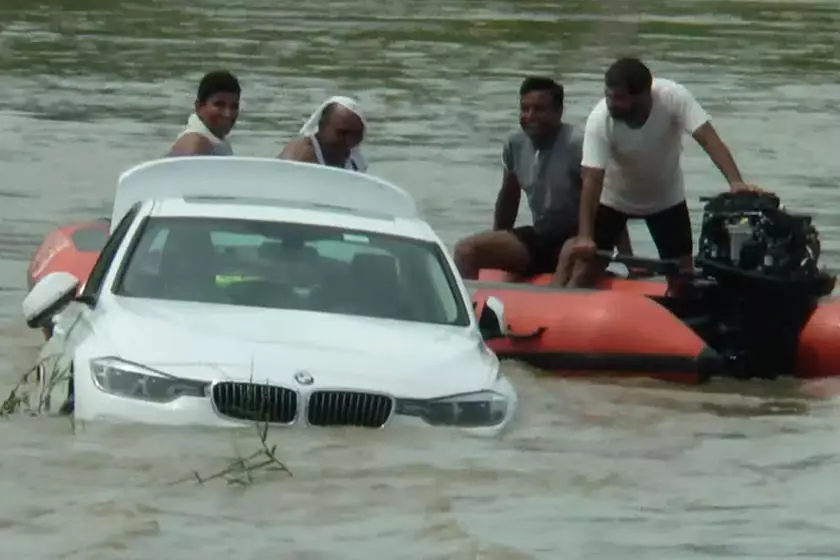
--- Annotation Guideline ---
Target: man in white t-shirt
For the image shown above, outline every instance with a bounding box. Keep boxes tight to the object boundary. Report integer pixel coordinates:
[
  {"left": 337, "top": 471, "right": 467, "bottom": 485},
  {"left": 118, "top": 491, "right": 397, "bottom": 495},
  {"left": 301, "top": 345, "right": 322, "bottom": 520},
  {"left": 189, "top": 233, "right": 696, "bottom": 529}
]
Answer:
[{"left": 566, "top": 57, "right": 759, "bottom": 292}]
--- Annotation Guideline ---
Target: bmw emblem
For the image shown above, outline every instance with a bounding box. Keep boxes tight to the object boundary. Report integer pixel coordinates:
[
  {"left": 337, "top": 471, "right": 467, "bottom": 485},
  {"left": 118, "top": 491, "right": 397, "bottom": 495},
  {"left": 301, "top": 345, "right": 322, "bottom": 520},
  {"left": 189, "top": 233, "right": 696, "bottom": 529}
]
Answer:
[{"left": 294, "top": 371, "right": 314, "bottom": 385}]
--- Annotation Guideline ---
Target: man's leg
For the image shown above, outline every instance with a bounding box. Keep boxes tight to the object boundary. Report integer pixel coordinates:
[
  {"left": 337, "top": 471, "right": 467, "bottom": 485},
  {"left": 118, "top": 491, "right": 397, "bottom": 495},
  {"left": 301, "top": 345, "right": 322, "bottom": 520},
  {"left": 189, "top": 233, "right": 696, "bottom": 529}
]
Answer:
[
  {"left": 567, "top": 204, "right": 629, "bottom": 287},
  {"left": 644, "top": 200, "right": 694, "bottom": 295},
  {"left": 453, "top": 227, "right": 535, "bottom": 280},
  {"left": 512, "top": 228, "right": 576, "bottom": 286}
]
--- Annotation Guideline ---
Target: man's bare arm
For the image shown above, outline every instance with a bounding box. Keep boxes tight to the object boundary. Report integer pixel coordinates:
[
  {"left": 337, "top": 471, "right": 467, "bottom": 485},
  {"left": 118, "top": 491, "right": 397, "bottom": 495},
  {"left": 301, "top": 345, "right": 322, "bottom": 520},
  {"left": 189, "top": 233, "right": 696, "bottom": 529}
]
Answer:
[
  {"left": 278, "top": 138, "right": 318, "bottom": 163},
  {"left": 167, "top": 133, "right": 215, "bottom": 157},
  {"left": 493, "top": 172, "right": 521, "bottom": 230},
  {"left": 578, "top": 167, "right": 605, "bottom": 239},
  {"left": 692, "top": 122, "right": 745, "bottom": 187}
]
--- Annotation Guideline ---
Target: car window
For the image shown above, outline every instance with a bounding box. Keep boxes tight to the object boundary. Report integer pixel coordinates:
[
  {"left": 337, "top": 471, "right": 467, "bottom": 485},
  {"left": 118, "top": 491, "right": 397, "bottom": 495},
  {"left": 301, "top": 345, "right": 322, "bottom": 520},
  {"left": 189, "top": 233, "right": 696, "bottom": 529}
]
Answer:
[
  {"left": 79, "top": 203, "right": 140, "bottom": 301},
  {"left": 113, "top": 217, "right": 468, "bottom": 327},
  {"left": 204, "top": 233, "right": 390, "bottom": 263},
  {"left": 308, "top": 238, "right": 391, "bottom": 262},
  {"left": 210, "top": 231, "right": 265, "bottom": 249}
]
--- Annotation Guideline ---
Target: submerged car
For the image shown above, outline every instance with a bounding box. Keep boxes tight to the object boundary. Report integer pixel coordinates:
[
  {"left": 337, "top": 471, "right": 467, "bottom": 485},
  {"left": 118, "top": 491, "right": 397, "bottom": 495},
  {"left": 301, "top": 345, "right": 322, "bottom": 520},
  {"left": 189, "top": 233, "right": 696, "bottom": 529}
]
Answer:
[{"left": 22, "top": 156, "right": 517, "bottom": 435}]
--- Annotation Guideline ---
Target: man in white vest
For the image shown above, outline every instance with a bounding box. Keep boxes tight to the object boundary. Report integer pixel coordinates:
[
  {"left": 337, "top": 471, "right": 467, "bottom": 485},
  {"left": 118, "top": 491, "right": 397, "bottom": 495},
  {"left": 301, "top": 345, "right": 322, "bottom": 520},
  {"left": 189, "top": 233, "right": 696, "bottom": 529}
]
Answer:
[
  {"left": 279, "top": 96, "right": 368, "bottom": 172},
  {"left": 168, "top": 70, "right": 240, "bottom": 156}
]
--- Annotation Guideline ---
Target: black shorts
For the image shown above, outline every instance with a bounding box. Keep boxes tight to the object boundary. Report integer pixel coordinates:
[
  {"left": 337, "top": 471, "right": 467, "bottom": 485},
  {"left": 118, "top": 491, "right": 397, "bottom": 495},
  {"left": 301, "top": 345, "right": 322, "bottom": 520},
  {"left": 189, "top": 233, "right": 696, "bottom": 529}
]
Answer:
[
  {"left": 594, "top": 200, "right": 693, "bottom": 260},
  {"left": 509, "top": 225, "right": 574, "bottom": 275}
]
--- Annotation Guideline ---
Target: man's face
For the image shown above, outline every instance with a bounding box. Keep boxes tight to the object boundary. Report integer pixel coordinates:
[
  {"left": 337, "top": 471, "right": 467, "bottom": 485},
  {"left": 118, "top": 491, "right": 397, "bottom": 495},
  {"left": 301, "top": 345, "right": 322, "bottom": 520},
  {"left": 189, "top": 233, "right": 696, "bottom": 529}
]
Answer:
[
  {"left": 519, "top": 90, "right": 561, "bottom": 141},
  {"left": 605, "top": 85, "right": 646, "bottom": 122},
  {"left": 195, "top": 91, "right": 240, "bottom": 138},
  {"left": 321, "top": 107, "right": 365, "bottom": 159}
]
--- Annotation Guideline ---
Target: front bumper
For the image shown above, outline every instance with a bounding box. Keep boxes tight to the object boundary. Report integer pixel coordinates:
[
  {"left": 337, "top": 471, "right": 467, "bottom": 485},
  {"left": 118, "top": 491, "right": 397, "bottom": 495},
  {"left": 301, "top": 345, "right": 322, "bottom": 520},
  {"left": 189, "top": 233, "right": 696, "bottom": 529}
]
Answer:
[{"left": 73, "top": 361, "right": 518, "bottom": 437}]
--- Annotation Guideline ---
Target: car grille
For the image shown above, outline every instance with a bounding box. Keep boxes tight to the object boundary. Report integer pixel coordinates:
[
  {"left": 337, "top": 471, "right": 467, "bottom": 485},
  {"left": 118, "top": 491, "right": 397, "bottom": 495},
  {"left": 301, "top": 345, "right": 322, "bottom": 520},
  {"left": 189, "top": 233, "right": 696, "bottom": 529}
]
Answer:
[
  {"left": 211, "top": 381, "right": 298, "bottom": 424},
  {"left": 306, "top": 390, "right": 393, "bottom": 428}
]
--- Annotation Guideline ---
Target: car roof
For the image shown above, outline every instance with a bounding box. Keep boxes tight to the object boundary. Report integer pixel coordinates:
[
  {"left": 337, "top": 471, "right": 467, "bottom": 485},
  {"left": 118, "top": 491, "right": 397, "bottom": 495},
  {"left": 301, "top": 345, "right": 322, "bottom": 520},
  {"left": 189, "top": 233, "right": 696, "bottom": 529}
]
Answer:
[
  {"left": 145, "top": 195, "right": 439, "bottom": 241},
  {"left": 112, "top": 156, "right": 421, "bottom": 229}
]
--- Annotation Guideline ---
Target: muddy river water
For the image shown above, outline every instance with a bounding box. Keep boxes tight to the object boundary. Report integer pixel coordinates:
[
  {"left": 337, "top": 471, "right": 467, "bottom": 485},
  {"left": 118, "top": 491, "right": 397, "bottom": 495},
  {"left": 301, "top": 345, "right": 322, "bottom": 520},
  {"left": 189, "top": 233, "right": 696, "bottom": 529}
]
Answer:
[{"left": 1, "top": 0, "right": 840, "bottom": 557}]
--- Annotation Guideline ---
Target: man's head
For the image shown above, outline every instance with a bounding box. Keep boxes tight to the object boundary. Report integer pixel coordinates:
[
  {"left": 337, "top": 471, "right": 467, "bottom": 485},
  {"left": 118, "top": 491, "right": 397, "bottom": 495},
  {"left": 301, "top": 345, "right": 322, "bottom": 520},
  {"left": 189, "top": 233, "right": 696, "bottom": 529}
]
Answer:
[
  {"left": 604, "top": 58, "right": 653, "bottom": 123},
  {"left": 194, "top": 70, "right": 241, "bottom": 139},
  {"left": 316, "top": 101, "right": 366, "bottom": 160},
  {"left": 518, "top": 76, "right": 564, "bottom": 143}
]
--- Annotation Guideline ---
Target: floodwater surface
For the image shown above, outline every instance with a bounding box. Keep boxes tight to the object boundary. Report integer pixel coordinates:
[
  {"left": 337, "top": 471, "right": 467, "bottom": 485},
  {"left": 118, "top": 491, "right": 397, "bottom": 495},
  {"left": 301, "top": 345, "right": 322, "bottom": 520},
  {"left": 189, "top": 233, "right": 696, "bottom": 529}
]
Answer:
[{"left": 1, "top": 0, "right": 839, "bottom": 557}]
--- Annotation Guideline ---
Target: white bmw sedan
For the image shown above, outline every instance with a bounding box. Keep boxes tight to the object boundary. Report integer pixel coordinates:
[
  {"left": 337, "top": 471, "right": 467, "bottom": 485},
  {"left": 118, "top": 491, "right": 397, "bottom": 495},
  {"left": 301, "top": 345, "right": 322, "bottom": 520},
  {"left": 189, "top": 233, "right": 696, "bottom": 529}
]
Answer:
[{"left": 22, "top": 157, "right": 517, "bottom": 436}]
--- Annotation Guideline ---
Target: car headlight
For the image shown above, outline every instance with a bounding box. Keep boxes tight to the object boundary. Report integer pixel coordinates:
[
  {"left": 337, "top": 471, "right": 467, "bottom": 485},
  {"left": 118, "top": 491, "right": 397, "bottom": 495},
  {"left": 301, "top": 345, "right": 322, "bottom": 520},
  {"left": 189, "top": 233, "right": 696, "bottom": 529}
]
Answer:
[
  {"left": 89, "top": 357, "right": 209, "bottom": 403},
  {"left": 396, "top": 390, "right": 509, "bottom": 428}
]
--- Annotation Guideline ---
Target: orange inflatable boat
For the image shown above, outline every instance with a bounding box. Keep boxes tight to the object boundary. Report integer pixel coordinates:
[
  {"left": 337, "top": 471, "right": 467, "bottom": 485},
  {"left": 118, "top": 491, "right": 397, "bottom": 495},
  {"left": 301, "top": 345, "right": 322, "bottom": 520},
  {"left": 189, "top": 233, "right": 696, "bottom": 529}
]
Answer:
[
  {"left": 27, "top": 219, "right": 110, "bottom": 291},
  {"left": 469, "top": 192, "right": 840, "bottom": 384},
  {"left": 23, "top": 192, "right": 840, "bottom": 385}
]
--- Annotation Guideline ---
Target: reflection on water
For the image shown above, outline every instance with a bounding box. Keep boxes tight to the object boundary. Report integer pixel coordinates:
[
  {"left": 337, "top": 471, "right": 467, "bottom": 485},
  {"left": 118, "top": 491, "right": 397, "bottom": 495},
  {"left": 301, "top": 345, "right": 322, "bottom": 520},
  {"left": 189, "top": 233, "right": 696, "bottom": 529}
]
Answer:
[{"left": 0, "top": 0, "right": 840, "bottom": 557}]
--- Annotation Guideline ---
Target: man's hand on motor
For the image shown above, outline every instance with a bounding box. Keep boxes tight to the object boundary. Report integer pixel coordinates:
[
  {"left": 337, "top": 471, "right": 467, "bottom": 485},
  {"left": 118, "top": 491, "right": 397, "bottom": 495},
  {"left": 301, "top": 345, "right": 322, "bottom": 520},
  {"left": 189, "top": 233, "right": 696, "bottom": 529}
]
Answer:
[{"left": 730, "top": 181, "right": 771, "bottom": 194}]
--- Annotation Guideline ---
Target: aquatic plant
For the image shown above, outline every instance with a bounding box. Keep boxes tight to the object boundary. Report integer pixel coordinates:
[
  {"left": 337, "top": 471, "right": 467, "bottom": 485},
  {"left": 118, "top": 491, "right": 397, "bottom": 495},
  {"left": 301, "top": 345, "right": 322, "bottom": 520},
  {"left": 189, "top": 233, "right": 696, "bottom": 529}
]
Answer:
[
  {"left": 0, "top": 363, "right": 293, "bottom": 486},
  {"left": 169, "top": 413, "right": 293, "bottom": 487},
  {"left": 0, "top": 354, "right": 71, "bottom": 418}
]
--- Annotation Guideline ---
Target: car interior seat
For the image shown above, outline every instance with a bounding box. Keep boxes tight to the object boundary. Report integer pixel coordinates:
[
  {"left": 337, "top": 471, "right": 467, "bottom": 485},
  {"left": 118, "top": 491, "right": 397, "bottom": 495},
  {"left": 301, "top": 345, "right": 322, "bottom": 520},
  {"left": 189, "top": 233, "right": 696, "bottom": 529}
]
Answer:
[
  {"left": 158, "top": 227, "right": 221, "bottom": 302},
  {"left": 258, "top": 239, "right": 319, "bottom": 263},
  {"left": 347, "top": 252, "right": 409, "bottom": 320}
]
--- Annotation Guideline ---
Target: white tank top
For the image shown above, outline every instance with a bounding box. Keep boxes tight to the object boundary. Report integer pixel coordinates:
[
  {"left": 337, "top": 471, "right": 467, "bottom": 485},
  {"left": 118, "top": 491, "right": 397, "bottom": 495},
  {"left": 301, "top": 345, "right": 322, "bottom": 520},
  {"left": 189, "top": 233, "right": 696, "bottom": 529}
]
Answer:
[
  {"left": 309, "top": 135, "right": 363, "bottom": 171},
  {"left": 177, "top": 114, "right": 233, "bottom": 156}
]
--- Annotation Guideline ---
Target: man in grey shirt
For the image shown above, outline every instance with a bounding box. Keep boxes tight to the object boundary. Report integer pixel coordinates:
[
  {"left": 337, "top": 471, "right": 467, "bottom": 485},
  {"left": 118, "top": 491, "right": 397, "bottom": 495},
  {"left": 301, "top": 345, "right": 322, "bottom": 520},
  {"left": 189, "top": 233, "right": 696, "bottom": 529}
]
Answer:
[{"left": 454, "top": 76, "right": 631, "bottom": 283}]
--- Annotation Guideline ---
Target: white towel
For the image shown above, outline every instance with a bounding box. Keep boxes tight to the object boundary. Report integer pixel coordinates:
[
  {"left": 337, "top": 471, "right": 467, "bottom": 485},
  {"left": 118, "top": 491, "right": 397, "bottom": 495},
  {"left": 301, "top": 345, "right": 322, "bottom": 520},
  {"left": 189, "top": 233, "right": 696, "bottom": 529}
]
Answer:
[
  {"left": 177, "top": 113, "right": 233, "bottom": 156},
  {"left": 299, "top": 95, "right": 367, "bottom": 172}
]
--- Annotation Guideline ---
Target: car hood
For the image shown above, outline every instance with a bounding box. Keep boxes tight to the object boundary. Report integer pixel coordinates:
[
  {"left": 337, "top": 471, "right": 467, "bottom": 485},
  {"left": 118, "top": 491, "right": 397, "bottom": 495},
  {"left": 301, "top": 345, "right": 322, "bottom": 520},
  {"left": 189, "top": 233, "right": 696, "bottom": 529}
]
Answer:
[{"left": 92, "top": 298, "right": 498, "bottom": 398}]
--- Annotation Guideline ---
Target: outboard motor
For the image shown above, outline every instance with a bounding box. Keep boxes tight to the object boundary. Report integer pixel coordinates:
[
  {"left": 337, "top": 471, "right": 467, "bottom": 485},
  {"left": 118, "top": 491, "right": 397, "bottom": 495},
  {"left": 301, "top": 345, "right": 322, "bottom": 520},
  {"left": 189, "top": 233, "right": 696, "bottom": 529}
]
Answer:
[{"left": 695, "top": 191, "right": 836, "bottom": 379}]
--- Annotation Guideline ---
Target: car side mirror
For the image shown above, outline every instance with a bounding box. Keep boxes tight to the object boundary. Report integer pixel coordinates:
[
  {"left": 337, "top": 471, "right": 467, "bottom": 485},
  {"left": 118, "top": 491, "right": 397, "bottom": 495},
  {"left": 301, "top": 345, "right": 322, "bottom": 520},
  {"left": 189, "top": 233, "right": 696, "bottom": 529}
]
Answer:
[
  {"left": 477, "top": 295, "right": 507, "bottom": 341},
  {"left": 22, "top": 271, "right": 80, "bottom": 329}
]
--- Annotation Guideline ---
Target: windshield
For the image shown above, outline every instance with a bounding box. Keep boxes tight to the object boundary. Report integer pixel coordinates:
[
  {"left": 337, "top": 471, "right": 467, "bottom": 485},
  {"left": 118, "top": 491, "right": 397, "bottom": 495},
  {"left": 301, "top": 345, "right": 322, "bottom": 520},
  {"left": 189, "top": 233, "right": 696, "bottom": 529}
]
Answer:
[{"left": 113, "top": 217, "right": 469, "bottom": 327}]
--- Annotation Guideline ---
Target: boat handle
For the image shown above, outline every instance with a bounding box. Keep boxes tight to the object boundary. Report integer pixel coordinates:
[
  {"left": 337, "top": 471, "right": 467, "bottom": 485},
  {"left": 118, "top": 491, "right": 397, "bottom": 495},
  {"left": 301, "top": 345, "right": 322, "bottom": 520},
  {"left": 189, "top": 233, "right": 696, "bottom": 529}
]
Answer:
[{"left": 506, "top": 326, "right": 546, "bottom": 341}]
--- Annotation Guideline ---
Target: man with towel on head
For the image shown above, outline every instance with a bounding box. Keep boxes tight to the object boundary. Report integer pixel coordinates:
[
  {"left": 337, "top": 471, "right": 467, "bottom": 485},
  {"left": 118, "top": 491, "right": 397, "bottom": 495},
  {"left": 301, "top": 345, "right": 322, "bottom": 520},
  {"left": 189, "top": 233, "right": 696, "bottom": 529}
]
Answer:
[
  {"left": 168, "top": 70, "right": 241, "bottom": 157},
  {"left": 279, "top": 95, "right": 368, "bottom": 172}
]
